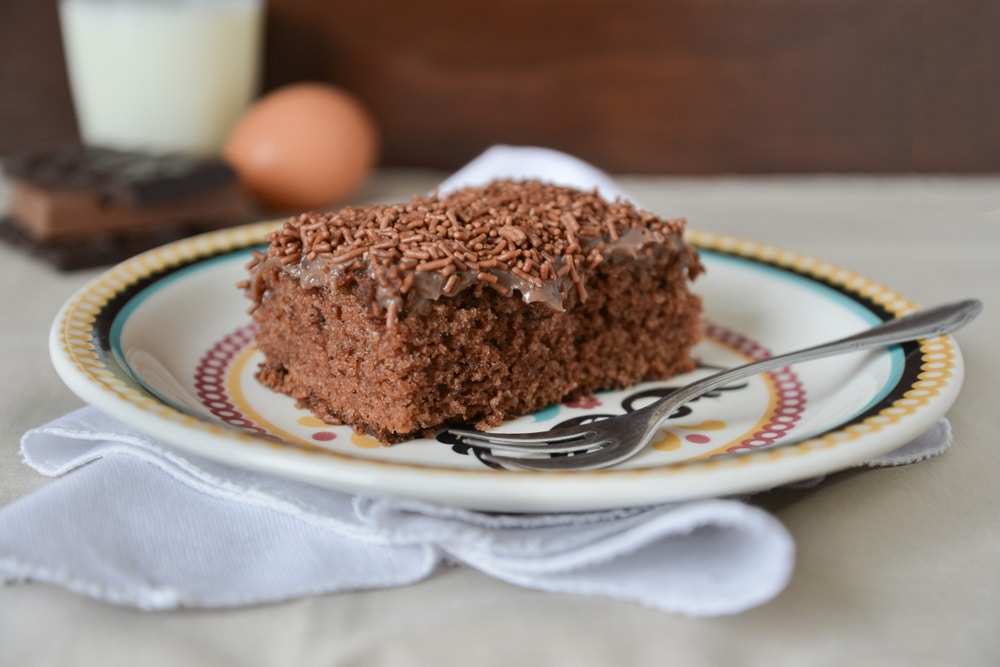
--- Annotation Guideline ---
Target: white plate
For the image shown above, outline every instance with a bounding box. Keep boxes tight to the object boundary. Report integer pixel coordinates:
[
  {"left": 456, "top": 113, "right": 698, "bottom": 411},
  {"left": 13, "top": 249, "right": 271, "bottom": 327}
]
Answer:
[{"left": 50, "top": 223, "right": 966, "bottom": 512}]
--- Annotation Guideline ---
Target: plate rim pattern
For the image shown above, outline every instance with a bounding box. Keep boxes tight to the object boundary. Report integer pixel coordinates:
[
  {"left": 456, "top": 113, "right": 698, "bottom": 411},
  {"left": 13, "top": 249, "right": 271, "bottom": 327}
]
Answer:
[{"left": 49, "top": 223, "right": 962, "bottom": 484}]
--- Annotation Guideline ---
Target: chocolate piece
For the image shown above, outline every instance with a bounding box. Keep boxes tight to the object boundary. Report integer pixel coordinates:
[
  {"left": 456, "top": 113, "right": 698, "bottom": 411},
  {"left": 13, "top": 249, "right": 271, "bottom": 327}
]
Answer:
[
  {"left": 1, "top": 144, "right": 250, "bottom": 243},
  {"left": 2, "top": 145, "right": 237, "bottom": 206},
  {"left": 0, "top": 217, "right": 203, "bottom": 270},
  {"left": 245, "top": 180, "right": 704, "bottom": 444},
  {"left": 8, "top": 180, "right": 249, "bottom": 242}
]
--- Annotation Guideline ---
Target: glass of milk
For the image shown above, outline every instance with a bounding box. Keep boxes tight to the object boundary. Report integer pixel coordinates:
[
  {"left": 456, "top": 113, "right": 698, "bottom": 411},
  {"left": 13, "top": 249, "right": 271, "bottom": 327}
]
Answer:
[{"left": 59, "top": 0, "right": 264, "bottom": 156}]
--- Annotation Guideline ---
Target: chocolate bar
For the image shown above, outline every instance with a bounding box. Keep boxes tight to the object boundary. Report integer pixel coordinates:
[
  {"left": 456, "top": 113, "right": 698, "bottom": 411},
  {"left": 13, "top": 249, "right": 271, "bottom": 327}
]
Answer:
[
  {"left": 2, "top": 145, "right": 237, "bottom": 207},
  {"left": 0, "top": 217, "right": 207, "bottom": 271},
  {"left": 1, "top": 145, "right": 251, "bottom": 256}
]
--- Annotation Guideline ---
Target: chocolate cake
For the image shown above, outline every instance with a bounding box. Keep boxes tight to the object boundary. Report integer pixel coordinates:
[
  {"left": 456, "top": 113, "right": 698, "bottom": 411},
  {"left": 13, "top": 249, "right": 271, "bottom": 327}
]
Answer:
[{"left": 242, "top": 180, "right": 704, "bottom": 443}]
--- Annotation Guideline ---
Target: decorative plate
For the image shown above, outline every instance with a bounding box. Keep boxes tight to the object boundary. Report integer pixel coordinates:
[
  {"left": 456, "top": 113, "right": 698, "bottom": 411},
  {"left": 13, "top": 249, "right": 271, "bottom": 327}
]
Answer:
[{"left": 49, "top": 223, "right": 965, "bottom": 512}]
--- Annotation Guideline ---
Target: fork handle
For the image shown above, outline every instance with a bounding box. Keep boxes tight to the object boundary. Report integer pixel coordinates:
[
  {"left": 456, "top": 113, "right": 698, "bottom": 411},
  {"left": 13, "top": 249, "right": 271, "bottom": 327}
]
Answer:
[{"left": 644, "top": 298, "right": 982, "bottom": 425}]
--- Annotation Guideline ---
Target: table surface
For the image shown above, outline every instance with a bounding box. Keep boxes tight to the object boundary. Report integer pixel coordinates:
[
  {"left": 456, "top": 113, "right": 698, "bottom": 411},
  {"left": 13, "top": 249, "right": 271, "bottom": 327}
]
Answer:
[{"left": 1, "top": 170, "right": 998, "bottom": 666}]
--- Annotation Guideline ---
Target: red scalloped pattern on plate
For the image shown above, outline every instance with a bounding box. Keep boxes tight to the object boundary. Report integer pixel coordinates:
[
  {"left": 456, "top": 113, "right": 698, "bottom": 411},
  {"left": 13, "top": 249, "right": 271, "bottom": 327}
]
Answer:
[
  {"left": 703, "top": 321, "right": 807, "bottom": 455},
  {"left": 194, "top": 323, "right": 268, "bottom": 436},
  {"left": 193, "top": 321, "right": 808, "bottom": 455}
]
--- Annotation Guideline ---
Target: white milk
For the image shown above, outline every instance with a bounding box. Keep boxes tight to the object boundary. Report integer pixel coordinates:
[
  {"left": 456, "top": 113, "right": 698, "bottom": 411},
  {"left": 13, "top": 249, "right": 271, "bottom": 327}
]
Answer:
[{"left": 59, "top": 0, "right": 264, "bottom": 156}]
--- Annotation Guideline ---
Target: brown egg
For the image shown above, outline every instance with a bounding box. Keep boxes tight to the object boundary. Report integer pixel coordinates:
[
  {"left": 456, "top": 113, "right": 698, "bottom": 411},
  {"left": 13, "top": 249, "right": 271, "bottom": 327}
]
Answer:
[{"left": 224, "top": 83, "right": 379, "bottom": 211}]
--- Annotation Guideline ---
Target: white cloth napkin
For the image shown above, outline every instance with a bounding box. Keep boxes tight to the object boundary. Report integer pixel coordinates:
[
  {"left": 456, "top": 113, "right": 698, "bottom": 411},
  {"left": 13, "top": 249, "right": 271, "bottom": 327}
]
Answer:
[
  {"left": 0, "top": 146, "right": 953, "bottom": 616},
  {"left": 437, "top": 144, "right": 632, "bottom": 202},
  {"left": 0, "top": 408, "right": 949, "bottom": 615}
]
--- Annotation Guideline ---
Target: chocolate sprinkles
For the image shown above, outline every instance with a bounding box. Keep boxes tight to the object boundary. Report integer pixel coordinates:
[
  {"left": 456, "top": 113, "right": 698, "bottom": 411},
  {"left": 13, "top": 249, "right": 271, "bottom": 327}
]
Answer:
[{"left": 246, "top": 179, "right": 687, "bottom": 317}]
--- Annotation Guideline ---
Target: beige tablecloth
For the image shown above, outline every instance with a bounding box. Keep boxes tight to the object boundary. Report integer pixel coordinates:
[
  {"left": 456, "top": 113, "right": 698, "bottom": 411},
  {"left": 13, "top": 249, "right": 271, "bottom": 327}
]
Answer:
[{"left": 1, "top": 171, "right": 998, "bottom": 666}]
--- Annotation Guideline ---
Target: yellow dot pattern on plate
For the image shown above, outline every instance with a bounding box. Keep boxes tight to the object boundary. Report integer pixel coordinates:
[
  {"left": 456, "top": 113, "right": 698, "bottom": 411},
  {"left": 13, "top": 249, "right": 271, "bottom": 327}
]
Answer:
[
  {"left": 679, "top": 420, "right": 727, "bottom": 431},
  {"left": 650, "top": 431, "right": 682, "bottom": 451},
  {"left": 652, "top": 421, "right": 729, "bottom": 452},
  {"left": 350, "top": 433, "right": 383, "bottom": 449}
]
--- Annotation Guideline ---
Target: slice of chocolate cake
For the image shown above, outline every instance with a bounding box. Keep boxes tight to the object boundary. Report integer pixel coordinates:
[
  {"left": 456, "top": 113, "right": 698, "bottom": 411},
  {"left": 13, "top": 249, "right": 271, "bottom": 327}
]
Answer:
[{"left": 242, "top": 180, "right": 704, "bottom": 444}]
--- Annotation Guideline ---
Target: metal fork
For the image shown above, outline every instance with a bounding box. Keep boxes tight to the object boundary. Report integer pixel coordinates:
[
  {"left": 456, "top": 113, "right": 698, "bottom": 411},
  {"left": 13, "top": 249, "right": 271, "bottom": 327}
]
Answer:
[{"left": 448, "top": 298, "right": 982, "bottom": 471}]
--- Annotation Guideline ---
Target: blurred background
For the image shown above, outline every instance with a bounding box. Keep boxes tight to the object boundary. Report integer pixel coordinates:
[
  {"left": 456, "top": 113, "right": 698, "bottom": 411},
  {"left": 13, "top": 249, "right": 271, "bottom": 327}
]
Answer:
[{"left": 2, "top": 0, "right": 998, "bottom": 175}]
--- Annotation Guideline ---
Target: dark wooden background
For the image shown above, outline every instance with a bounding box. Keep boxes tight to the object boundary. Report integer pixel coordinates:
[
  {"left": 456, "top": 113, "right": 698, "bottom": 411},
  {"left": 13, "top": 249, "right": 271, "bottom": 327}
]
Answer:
[{"left": 2, "top": 0, "right": 998, "bottom": 173}]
